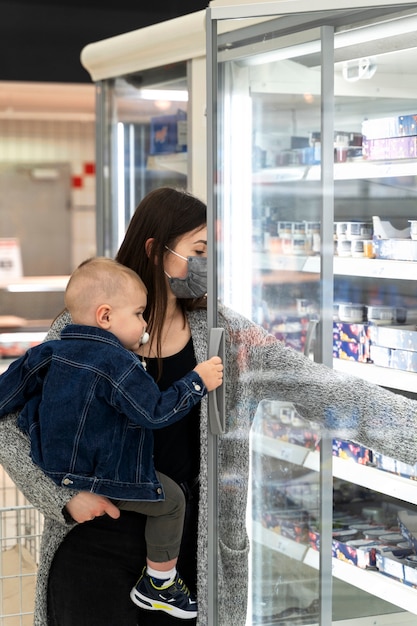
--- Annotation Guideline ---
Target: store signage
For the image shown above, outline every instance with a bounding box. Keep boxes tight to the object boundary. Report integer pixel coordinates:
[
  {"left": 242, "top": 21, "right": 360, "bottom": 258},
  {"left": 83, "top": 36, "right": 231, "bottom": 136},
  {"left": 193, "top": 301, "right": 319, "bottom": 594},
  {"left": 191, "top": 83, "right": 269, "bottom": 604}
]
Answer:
[{"left": 0, "top": 239, "right": 23, "bottom": 283}]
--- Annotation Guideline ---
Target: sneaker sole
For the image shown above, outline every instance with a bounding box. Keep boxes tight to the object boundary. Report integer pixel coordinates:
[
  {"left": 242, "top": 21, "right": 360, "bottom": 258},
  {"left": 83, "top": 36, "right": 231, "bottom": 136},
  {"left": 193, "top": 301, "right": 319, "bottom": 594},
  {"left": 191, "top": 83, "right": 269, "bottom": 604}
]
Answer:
[{"left": 130, "top": 588, "right": 198, "bottom": 620}]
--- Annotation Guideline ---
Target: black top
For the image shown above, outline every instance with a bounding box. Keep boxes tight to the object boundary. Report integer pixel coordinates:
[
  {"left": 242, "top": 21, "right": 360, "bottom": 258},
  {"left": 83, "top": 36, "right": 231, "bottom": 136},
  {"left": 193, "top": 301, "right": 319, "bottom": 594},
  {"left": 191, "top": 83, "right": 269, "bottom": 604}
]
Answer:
[{"left": 146, "top": 337, "right": 200, "bottom": 485}]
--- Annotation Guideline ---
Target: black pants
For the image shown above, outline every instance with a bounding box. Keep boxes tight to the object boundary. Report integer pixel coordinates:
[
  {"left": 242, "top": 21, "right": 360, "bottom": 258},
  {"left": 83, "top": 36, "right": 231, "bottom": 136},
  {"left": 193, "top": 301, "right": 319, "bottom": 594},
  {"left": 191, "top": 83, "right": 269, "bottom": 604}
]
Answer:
[{"left": 47, "top": 482, "right": 198, "bottom": 626}]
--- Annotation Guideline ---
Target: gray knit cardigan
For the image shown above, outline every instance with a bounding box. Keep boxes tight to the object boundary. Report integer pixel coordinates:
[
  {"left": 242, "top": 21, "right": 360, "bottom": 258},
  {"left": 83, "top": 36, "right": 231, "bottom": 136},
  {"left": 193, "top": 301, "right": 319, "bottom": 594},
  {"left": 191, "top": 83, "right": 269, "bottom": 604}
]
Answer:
[{"left": 0, "top": 305, "right": 417, "bottom": 625}]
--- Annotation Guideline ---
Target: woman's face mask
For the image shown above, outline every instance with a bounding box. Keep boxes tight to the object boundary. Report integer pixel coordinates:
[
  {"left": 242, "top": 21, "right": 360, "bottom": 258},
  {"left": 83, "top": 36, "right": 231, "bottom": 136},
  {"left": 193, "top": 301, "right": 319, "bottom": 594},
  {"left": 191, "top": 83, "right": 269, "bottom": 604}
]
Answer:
[{"left": 165, "top": 247, "right": 207, "bottom": 299}]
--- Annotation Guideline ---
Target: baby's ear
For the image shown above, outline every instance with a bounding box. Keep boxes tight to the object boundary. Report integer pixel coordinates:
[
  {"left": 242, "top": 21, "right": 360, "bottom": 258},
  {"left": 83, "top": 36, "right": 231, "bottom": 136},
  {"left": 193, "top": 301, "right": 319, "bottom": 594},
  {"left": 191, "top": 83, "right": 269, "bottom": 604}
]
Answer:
[{"left": 96, "top": 304, "right": 112, "bottom": 329}]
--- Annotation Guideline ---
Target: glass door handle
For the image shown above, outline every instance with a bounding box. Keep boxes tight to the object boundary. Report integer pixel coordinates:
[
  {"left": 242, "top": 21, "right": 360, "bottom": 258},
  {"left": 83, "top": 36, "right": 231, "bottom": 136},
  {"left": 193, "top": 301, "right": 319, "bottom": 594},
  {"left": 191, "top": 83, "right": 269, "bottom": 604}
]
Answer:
[{"left": 208, "top": 327, "right": 225, "bottom": 434}]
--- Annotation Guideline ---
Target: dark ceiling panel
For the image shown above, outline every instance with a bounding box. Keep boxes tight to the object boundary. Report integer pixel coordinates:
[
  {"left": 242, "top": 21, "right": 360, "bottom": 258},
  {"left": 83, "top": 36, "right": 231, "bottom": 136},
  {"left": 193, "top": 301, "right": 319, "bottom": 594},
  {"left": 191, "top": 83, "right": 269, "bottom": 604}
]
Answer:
[{"left": 0, "top": 1, "right": 208, "bottom": 82}]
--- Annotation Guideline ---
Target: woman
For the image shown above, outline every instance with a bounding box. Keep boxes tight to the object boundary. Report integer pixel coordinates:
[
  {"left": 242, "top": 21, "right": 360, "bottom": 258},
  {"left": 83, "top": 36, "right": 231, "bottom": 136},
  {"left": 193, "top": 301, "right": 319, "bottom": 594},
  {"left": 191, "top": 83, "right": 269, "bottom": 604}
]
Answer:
[{"left": 1, "top": 187, "right": 417, "bottom": 626}]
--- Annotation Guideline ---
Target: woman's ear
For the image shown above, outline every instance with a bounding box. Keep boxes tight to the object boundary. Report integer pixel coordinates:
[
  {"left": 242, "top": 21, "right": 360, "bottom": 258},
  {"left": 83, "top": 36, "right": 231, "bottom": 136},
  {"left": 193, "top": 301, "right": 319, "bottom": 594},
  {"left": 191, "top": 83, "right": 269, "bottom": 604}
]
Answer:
[
  {"left": 145, "top": 238, "right": 155, "bottom": 258},
  {"left": 96, "top": 304, "right": 112, "bottom": 329}
]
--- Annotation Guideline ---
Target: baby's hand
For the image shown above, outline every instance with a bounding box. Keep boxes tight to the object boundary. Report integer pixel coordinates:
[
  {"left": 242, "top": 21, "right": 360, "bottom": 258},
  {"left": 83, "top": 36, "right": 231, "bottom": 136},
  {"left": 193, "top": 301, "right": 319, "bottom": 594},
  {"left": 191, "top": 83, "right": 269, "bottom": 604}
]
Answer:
[{"left": 194, "top": 356, "right": 223, "bottom": 392}]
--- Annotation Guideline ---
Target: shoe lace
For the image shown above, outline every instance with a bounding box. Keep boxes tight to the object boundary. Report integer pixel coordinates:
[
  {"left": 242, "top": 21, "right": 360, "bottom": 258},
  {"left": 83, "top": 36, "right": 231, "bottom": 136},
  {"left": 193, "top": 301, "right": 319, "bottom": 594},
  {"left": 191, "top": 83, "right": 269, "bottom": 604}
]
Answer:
[{"left": 176, "top": 576, "right": 192, "bottom": 597}]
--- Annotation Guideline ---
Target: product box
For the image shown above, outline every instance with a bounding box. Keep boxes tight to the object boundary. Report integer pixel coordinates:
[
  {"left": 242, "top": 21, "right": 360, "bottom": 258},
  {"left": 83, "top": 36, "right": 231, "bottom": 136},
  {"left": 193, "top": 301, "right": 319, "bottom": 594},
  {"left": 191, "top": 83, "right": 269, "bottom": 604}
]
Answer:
[
  {"left": 270, "top": 315, "right": 310, "bottom": 351},
  {"left": 333, "top": 340, "right": 371, "bottom": 363},
  {"left": 362, "top": 116, "right": 400, "bottom": 140},
  {"left": 363, "top": 136, "right": 417, "bottom": 160},
  {"left": 333, "top": 538, "right": 380, "bottom": 568},
  {"left": 333, "top": 322, "right": 371, "bottom": 344},
  {"left": 376, "top": 551, "right": 406, "bottom": 583},
  {"left": 399, "top": 114, "right": 417, "bottom": 136},
  {"left": 333, "top": 321, "right": 372, "bottom": 362},
  {"left": 373, "top": 238, "right": 417, "bottom": 261},
  {"left": 369, "top": 325, "right": 417, "bottom": 352},
  {"left": 332, "top": 439, "right": 372, "bottom": 465},
  {"left": 372, "top": 451, "right": 417, "bottom": 480},
  {"left": 262, "top": 509, "right": 309, "bottom": 543},
  {"left": 369, "top": 345, "right": 391, "bottom": 367},
  {"left": 150, "top": 109, "right": 187, "bottom": 155},
  {"left": 376, "top": 547, "right": 417, "bottom": 588},
  {"left": 261, "top": 414, "right": 320, "bottom": 450},
  {"left": 362, "top": 114, "right": 417, "bottom": 140},
  {"left": 370, "top": 344, "right": 417, "bottom": 373},
  {"left": 311, "top": 530, "right": 394, "bottom": 569}
]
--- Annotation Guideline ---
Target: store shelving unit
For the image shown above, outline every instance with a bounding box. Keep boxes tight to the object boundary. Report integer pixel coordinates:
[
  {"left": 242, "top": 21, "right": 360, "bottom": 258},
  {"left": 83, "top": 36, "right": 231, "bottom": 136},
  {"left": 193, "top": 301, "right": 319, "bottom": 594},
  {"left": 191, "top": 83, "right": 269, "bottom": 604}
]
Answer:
[{"left": 208, "top": 1, "right": 417, "bottom": 624}]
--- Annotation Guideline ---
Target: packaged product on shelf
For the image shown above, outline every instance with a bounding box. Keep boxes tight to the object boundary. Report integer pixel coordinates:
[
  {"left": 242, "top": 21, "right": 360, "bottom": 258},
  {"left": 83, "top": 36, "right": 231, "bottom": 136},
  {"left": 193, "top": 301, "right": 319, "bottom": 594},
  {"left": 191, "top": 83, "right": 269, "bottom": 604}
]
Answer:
[
  {"left": 362, "top": 113, "right": 417, "bottom": 139},
  {"left": 366, "top": 306, "right": 407, "bottom": 325},
  {"left": 149, "top": 109, "right": 187, "bottom": 155},
  {"left": 369, "top": 324, "right": 417, "bottom": 350},
  {"left": 372, "top": 451, "right": 417, "bottom": 480},
  {"left": 259, "top": 401, "right": 320, "bottom": 450},
  {"left": 370, "top": 344, "right": 417, "bottom": 372},
  {"left": 376, "top": 550, "right": 417, "bottom": 586},
  {"left": 373, "top": 238, "right": 417, "bottom": 261},
  {"left": 333, "top": 321, "right": 372, "bottom": 362},
  {"left": 333, "top": 340, "right": 371, "bottom": 363},
  {"left": 372, "top": 216, "right": 411, "bottom": 239},
  {"left": 363, "top": 136, "right": 417, "bottom": 160},
  {"left": 333, "top": 538, "right": 380, "bottom": 568},
  {"left": 332, "top": 439, "right": 372, "bottom": 465},
  {"left": 261, "top": 509, "right": 310, "bottom": 543},
  {"left": 362, "top": 113, "right": 417, "bottom": 160}
]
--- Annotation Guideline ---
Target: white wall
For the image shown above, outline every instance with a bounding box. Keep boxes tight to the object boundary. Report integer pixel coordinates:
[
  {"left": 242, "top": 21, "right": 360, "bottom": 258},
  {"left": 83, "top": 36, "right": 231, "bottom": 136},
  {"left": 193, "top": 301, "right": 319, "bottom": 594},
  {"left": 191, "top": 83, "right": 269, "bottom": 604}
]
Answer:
[{"left": 0, "top": 117, "right": 96, "bottom": 270}]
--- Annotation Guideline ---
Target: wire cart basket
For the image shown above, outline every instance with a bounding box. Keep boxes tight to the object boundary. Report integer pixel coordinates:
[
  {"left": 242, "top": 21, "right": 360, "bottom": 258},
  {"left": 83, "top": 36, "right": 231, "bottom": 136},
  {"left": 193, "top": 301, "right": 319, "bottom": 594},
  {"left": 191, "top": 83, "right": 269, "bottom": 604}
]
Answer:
[{"left": 0, "top": 468, "right": 44, "bottom": 625}]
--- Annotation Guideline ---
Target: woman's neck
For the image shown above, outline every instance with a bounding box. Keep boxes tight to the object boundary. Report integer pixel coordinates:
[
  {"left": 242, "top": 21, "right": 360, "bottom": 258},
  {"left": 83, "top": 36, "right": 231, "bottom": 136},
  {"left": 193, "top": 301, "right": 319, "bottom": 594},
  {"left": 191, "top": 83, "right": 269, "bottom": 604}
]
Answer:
[{"left": 141, "top": 299, "right": 190, "bottom": 359}]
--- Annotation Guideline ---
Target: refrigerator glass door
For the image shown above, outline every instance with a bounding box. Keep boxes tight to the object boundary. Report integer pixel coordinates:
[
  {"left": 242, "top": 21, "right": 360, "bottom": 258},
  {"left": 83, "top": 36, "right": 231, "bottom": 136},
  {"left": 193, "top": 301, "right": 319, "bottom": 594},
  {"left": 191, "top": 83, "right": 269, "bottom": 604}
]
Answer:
[
  {"left": 96, "top": 63, "right": 188, "bottom": 257},
  {"left": 207, "top": 3, "right": 417, "bottom": 625}
]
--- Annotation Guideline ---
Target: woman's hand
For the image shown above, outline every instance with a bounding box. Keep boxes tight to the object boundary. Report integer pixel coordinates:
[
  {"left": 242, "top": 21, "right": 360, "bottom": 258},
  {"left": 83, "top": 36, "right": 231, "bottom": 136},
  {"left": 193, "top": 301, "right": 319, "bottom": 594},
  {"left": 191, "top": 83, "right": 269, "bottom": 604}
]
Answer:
[{"left": 65, "top": 492, "right": 121, "bottom": 523}]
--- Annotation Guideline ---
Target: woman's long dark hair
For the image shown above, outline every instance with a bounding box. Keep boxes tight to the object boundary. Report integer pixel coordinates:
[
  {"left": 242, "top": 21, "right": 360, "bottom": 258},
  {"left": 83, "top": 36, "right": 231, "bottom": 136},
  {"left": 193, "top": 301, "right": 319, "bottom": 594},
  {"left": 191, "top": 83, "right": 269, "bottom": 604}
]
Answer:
[{"left": 116, "top": 187, "right": 207, "bottom": 361}]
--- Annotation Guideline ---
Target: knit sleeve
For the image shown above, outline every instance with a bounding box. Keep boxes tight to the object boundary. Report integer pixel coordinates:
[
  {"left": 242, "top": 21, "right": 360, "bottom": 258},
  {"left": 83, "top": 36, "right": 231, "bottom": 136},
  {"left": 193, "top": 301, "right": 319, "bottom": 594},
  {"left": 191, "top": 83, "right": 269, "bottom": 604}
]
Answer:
[
  {"left": 221, "top": 305, "right": 417, "bottom": 466},
  {"left": 0, "top": 309, "right": 76, "bottom": 525}
]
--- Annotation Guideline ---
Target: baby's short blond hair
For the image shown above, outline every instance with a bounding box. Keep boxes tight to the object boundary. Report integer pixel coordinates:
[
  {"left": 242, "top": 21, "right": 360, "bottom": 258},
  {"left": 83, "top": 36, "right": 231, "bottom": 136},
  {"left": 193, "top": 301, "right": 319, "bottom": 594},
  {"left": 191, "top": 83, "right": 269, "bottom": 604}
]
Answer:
[{"left": 65, "top": 257, "right": 147, "bottom": 324}]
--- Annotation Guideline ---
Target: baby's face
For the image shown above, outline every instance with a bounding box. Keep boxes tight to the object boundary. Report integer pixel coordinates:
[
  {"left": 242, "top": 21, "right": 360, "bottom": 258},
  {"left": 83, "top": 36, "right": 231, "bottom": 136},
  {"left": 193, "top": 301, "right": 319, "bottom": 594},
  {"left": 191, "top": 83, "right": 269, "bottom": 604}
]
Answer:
[{"left": 110, "top": 283, "right": 148, "bottom": 352}]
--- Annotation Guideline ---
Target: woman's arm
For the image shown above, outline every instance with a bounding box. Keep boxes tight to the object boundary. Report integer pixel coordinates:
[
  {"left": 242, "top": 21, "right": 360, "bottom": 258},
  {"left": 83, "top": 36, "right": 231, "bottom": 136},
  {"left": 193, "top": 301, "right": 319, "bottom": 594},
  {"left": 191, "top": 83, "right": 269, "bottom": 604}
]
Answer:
[
  {"left": 221, "top": 306, "right": 417, "bottom": 466},
  {"left": 0, "top": 411, "right": 77, "bottom": 523}
]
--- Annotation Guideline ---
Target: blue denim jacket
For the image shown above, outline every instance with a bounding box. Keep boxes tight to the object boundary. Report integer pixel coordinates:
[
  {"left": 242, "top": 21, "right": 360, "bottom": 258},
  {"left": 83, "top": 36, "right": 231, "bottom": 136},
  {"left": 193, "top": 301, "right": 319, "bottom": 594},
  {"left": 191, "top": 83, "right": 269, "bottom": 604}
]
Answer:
[{"left": 0, "top": 324, "right": 207, "bottom": 501}]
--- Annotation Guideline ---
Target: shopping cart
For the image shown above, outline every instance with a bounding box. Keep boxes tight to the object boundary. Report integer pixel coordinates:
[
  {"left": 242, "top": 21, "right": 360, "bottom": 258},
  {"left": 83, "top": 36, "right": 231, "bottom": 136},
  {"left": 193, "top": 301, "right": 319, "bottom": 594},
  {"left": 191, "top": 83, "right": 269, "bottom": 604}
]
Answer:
[{"left": 0, "top": 468, "right": 43, "bottom": 626}]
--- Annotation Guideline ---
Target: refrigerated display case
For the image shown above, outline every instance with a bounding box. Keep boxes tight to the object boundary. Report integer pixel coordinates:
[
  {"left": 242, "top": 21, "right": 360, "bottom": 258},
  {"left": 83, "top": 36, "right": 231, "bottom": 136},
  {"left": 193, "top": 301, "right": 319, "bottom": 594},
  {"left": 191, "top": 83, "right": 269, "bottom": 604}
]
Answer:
[
  {"left": 81, "top": 11, "right": 207, "bottom": 258},
  {"left": 207, "top": 1, "right": 417, "bottom": 624}
]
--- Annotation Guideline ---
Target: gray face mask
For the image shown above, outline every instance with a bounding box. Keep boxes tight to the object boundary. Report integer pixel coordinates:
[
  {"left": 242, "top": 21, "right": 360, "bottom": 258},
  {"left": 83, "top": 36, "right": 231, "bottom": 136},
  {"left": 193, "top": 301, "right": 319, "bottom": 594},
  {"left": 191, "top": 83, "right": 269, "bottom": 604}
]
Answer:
[{"left": 165, "top": 247, "right": 207, "bottom": 299}]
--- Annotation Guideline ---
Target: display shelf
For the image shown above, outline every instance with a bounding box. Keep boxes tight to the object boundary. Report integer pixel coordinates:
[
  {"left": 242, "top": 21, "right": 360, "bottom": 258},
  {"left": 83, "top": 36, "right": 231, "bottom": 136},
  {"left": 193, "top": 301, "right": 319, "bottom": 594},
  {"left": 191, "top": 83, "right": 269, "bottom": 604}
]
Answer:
[
  {"left": 252, "top": 521, "right": 309, "bottom": 561},
  {"left": 250, "top": 431, "right": 318, "bottom": 468},
  {"left": 0, "top": 276, "right": 70, "bottom": 292},
  {"left": 252, "top": 159, "right": 417, "bottom": 185},
  {"left": 304, "top": 548, "right": 417, "bottom": 617},
  {"left": 253, "top": 522, "right": 417, "bottom": 617},
  {"left": 251, "top": 432, "right": 417, "bottom": 504},
  {"left": 255, "top": 253, "right": 417, "bottom": 281},
  {"left": 333, "top": 257, "right": 417, "bottom": 281},
  {"left": 332, "top": 358, "right": 417, "bottom": 394},
  {"left": 332, "top": 456, "right": 417, "bottom": 505},
  {"left": 253, "top": 251, "right": 319, "bottom": 273}
]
